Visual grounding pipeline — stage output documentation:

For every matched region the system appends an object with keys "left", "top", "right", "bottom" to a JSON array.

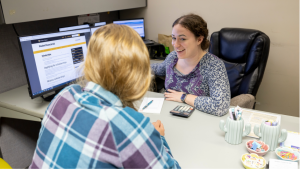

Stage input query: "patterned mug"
[
  {"left": 220, "top": 117, "right": 251, "bottom": 145},
  {"left": 254, "top": 121, "right": 287, "bottom": 151}
]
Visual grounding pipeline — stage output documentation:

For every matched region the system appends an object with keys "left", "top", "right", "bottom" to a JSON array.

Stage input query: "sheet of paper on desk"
[
  {"left": 242, "top": 110, "right": 281, "bottom": 138},
  {"left": 269, "top": 159, "right": 298, "bottom": 169},
  {"left": 138, "top": 97, "right": 164, "bottom": 114},
  {"left": 280, "top": 131, "right": 300, "bottom": 152}
]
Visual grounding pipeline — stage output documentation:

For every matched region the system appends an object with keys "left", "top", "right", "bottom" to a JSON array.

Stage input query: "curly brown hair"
[{"left": 172, "top": 14, "right": 210, "bottom": 50}]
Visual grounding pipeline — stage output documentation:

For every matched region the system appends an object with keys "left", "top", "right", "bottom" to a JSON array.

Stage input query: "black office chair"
[
  {"left": 209, "top": 28, "right": 270, "bottom": 109},
  {"left": 0, "top": 117, "right": 41, "bottom": 168}
]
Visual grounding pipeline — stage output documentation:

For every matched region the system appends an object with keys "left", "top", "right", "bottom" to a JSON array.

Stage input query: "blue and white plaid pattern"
[{"left": 29, "top": 82, "right": 180, "bottom": 168}]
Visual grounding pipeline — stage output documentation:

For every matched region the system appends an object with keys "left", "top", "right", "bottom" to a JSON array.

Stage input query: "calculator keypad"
[{"left": 170, "top": 105, "right": 195, "bottom": 117}]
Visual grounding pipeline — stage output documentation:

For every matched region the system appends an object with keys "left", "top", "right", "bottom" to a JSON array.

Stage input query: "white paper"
[
  {"left": 242, "top": 109, "right": 281, "bottom": 138},
  {"left": 269, "top": 159, "right": 298, "bottom": 169},
  {"left": 138, "top": 97, "right": 164, "bottom": 114},
  {"left": 280, "top": 131, "right": 300, "bottom": 152}
]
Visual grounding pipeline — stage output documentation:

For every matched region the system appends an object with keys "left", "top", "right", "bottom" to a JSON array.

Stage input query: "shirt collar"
[
  {"left": 172, "top": 52, "right": 209, "bottom": 76},
  {"left": 83, "top": 81, "right": 123, "bottom": 107}
]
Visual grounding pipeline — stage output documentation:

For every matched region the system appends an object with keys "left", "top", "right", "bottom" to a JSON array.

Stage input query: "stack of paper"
[{"left": 280, "top": 131, "right": 300, "bottom": 152}]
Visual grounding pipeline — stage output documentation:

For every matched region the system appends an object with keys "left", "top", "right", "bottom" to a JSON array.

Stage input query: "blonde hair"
[{"left": 84, "top": 24, "right": 151, "bottom": 110}]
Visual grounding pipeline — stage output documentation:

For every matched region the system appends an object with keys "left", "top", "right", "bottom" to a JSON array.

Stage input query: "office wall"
[{"left": 120, "top": 0, "right": 299, "bottom": 117}]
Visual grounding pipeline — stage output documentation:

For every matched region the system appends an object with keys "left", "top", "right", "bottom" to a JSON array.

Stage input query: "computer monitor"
[
  {"left": 94, "top": 22, "right": 106, "bottom": 27},
  {"left": 59, "top": 24, "right": 90, "bottom": 32},
  {"left": 90, "top": 27, "right": 101, "bottom": 36},
  {"left": 90, "top": 22, "right": 106, "bottom": 35},
  {"left": 18, "top": 29, "right": 91, "bottom": 99},
  {"left": 113, "top": 18, "right": 145, "bottom": 39}
]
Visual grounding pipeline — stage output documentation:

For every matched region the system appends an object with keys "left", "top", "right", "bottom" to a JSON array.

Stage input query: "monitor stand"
[{"left": 41, "top": 89, "right": 63, "bottom": 102}]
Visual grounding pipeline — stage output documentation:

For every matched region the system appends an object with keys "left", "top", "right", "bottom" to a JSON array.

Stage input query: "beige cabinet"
[{"left": 0, "top": 0, "right": 146, "bottom": 24}]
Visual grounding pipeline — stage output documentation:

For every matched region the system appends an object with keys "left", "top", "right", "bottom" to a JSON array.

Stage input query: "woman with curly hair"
[{"left": 152, "top": 14, "right": 230, "bottom": 116}]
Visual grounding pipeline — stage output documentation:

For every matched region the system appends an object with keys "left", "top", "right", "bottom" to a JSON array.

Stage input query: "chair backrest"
[
  {"left": 0, "top": 117, "right": 41, "bottom": 168},
  {"left": 209, "top": 28, "right": 270, "bottom": 98}
]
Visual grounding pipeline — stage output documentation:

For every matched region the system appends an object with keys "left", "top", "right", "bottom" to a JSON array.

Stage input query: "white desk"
[{"left": 0, "top": 85, "right": 299, "bottom": 168}]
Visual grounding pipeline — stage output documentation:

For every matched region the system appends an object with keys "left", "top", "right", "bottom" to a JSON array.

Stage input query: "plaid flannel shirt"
[{"left": 29, "top": 82, "right": 180, "bottom": 168}]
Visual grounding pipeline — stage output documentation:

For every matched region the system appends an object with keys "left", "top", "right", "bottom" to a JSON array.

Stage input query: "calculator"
[{"left": 170, "top": 105, "right": 195, "bottom": 118}]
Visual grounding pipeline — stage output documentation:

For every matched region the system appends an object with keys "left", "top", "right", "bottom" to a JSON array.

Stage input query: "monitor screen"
[
  {"left": 113, "top": 19, "right": 145, "bottom": 38},
  {"left": 19, "top": 29, "right": 91, "bottom": 98},
  {"left": 59, "top": 24, "right": 90, "bottom": 32},
  {"left": 94, "top": 22, "right": 106, "bottom": 27},
  {"left": 90, "top": 26, "right": 102, "bottom": 35}
]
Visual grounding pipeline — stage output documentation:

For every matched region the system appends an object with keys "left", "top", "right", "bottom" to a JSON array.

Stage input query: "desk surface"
[{"left": 0, "top": 85, "right": 299, "bottom": 168}]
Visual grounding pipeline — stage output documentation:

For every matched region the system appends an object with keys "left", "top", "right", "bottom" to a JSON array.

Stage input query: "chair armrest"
[{"left": 230, "top": 94, "right": 255, "bottom": 109}]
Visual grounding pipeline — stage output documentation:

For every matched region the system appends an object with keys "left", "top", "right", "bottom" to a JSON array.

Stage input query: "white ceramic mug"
[
  {"left": 254, "top": 121, "right": 287, "bottom": 151},
  {"left": 220, "top": 117, "right": 251, "bottom": 145}
]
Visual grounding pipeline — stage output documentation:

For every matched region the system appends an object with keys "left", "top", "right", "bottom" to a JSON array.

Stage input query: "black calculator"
[{"left": 170, "top": 105, "right": 195, "bottom": 118}]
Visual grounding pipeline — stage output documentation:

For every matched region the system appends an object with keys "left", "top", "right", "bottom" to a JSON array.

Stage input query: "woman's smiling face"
[{"left": 172, "top": 24, "right": 203, "bottom": 59}]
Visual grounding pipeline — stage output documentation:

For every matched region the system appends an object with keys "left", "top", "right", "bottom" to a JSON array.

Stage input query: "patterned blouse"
[
  {"left": 151, "top": 51, "right": 230, "bottom": 116},
  {"left": 29, "top": 82, "right": 180, "bottom": 168}
]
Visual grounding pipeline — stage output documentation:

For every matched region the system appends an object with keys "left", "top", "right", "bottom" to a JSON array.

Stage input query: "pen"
[
  {"left": 232, "top": 111, "right": 237, "bottom": 120},
  {"left": 229, "top": 108, "right": 234, "bottom": 119},
  {"left": 142, "top": 100, "right": 153, "bottom": 110}
]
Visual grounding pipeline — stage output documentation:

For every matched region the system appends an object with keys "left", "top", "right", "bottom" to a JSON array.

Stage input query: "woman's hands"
[
  {"left": 152, "top": 120, "right": 165, "bottom": 136},
  {"left": 164, "top": 89, "right": 184, "bottom": 102},
  {"left": 164, "top": 89, "right": 197, "bottom": 107}
]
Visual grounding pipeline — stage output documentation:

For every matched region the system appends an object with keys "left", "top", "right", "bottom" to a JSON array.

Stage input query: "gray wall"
[{"left": 0, "top": 12, "right": 119, "bottom": 94}]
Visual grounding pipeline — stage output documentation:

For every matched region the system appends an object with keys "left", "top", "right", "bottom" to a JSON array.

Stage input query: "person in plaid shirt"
[{"left": 29, "top": 24, "right": 180, "bottom": 168}]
